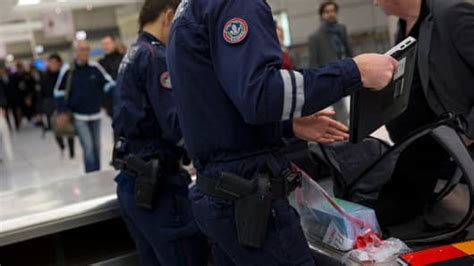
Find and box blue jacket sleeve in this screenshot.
[209,0,362,125]
[141,53,183,145]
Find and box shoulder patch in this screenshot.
[223,18,249,44]
[160,71,172,90]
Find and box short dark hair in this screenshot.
[139,0,181,31]
[102,35,117,41]
[319,1,339,16]
[48,53,63,63]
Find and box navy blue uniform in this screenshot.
[113,32,207,266]
[168,0,363,265]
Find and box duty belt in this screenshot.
[119,156,180,180]
[196,168,301,200]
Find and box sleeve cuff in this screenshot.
[281,119,295,139]
[339,58,363,95]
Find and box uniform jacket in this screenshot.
[113,32,184,159]
[168,0,362,176]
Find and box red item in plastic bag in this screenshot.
[291,163,382,250]
[355,231,382,249]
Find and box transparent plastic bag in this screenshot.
[343,238,410,265]
[289,164,381,251]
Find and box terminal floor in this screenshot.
[0,115,115,193]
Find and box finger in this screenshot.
[316,110,336,117]
[328,119,349,132]
[327,128,349,139]
[323,133,345,142]
[318,138,335,144]
[389,56,399,69]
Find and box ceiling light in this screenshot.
[75,30,87,41]
[35,45,44,54]
[6,54,15,63]
[18,0,41,6]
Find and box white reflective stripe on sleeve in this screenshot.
[280,69,293,120]
[293,71,305,118]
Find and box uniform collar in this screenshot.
[139,31,165,47]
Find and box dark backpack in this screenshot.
[308,117,474,245]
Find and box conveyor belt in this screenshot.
[0,170,119,246]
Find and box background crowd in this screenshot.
[0,35,125,168]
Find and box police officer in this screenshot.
[167,0,398,265]
[113,0,207,265]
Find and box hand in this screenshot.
[293,111,349,144]
[354,53,399,91]
[462,135,474,147]
[56,113,70,128]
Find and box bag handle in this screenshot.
[404,125,474,244]
[347,113,460,194]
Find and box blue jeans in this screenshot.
[74,119,101,173]
[190,187,315,266]
[116,172,208,266]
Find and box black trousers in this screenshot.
[5,104,22,131]
[56,135,75,158]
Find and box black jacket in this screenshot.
[40,71,60,99]
[415,0,474,138]
[0,77,7,108]
[99,51,124,80]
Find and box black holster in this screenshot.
[197,169,301,249]
[113,139,163,209]
[216,173,272,249]
[129,156,163,210]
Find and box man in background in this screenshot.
[0,63,8,113]
[55,40,115,173]
[17,62,37,123]
[308,1,353,124]
[42,54,75,158]
[99,35,124,119]
[373,0,474,225]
